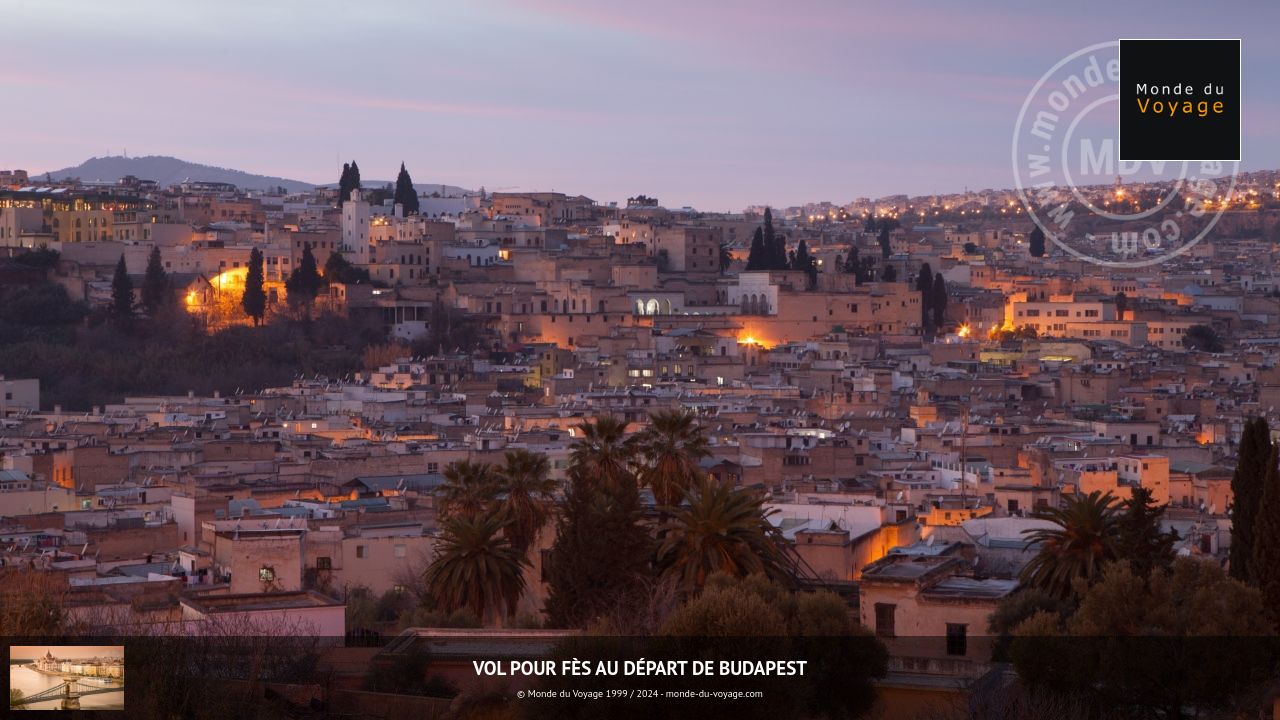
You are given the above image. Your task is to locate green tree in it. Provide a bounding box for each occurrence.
[1029,225,1046,257]
[1252,443,1280,617]
[635,409,709,508]
[745,227,766,271]
[1115,291,1128,317]
[963,241,978,254]
[987,587,1071,662]
[878,225,891,259]
[1231,416,1271,582]
[660,574,787,636]
[323,250,372,285]
[141,245,169,314]
[338,162,352,203]
[495,449,557,554]
[285,242,323,306]
[1183,324,1224,352]
[393,162,420,215]
[931,273,948,328]
[881,263,897,282]
[544,471,653,628]
[424,510,528,622]
[567,416,637,496]
[763,207,785,270]
[109,253,133,322]
[438,460,500,520]
[658,574,888,720]
[241,247,266,326]
[1114,486,1177,578]
[656,478,790,594]
[916,263,934,329]
[1020,491,1120,599]
[1011,560,1276,719]
[9,689,26,710]
[338,160,362,203]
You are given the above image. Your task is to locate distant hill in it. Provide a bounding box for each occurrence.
[42,156,473,196]
[43,156,316,193]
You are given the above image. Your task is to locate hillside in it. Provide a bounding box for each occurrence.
[42,155,473,196]
[43,155,315,192]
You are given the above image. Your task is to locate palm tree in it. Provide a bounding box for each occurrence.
[656,478,789,593]
[1020,490,1121,599]
[568,416,637,496]
[438,460,499,519]
[425,510,528,622]
[496,448,557,553]
[636,409,710,507]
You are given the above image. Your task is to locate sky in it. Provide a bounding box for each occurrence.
[9,646,124,661]
[3,0,1277,210]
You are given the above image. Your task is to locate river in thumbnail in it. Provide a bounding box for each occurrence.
[8,665,124,710]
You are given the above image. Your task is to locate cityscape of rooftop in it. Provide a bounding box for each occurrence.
[3,2,1280,719]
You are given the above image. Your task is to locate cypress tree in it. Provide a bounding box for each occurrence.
[141,245,169,314]
[109,254,133,322]
[932,274,948,327]
[882,263,898,282]
[1254,443,1280,617]
[917,263,934,330]
[1029,226,1046,257]
[242,247,266,326]
[916,264,933,291]
[285,242,323,306]
[844,247,859,274]
[791,239,810,271]
[774,235,790,270]
[349,160,361,195]
[878,225,891,259]
[544,475,653,628]
[1116,486,1177,578]
[746,227,765,271]
[393,162,420,215]
[1231,417,1272,582]
[763,208,784,270]
[338,162,352,203]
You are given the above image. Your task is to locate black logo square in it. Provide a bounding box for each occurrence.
[1119,39,1240,161]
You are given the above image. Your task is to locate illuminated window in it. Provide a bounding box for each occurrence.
[259,566,275,582]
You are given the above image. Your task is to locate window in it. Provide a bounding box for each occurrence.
[259,566,276,583]
[356,545,366,559]
[874,603,896,638]
[946,623,968,656]
[316,556,332,570]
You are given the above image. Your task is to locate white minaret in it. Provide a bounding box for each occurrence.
[342,188,372,265]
